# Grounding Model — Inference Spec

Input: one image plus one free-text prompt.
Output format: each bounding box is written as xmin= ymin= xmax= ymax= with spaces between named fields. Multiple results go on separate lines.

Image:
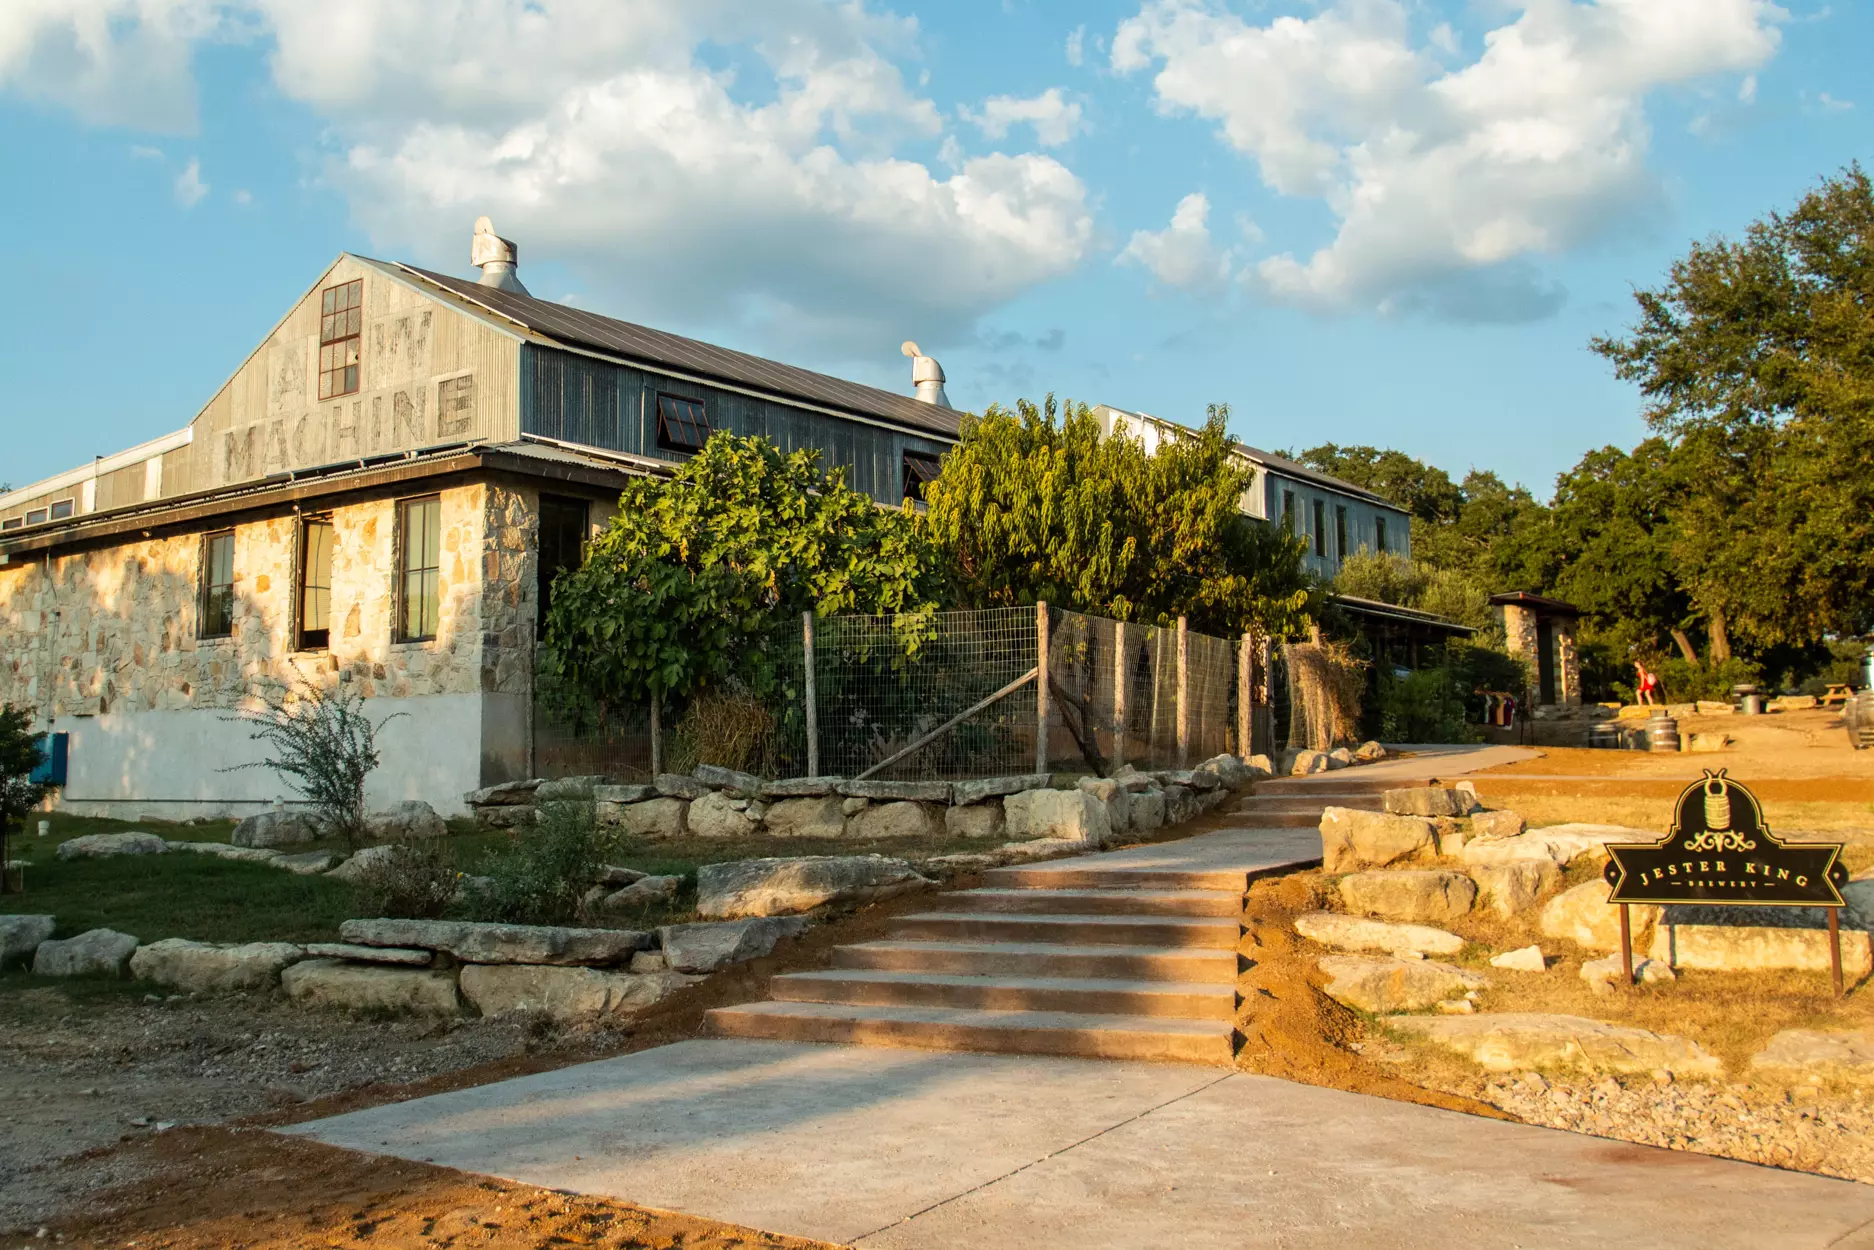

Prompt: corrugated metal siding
xmin=94 ymin=464 xmax=146 ymax=512
xmin=520 ymin=345 xmax=950 ymax=504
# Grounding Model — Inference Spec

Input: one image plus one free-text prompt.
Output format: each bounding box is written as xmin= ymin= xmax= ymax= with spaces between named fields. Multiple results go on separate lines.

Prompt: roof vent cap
xmin=471 ymin=216 xmax=530 ymax=295
xmin=901 ymin=341 xmax=951 ymax=408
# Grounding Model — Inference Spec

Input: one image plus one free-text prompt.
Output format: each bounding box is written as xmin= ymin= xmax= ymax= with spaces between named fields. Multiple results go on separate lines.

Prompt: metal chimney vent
xmin=901 ymin=341 xmax=952 ymax=408
xmin=471 ymin=216 xmax=529 ymax=294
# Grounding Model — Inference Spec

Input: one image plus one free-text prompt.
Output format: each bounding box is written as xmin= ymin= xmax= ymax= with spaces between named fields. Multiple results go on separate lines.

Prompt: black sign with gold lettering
xmin=1602 ymin=771 xmax=1849 ymax=907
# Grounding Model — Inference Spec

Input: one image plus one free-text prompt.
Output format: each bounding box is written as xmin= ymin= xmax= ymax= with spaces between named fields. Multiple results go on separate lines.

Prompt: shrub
xmin=353 ymin=840 xmax=459 ymax=919
xmin=0 ymin=704 xmax=49 ymax=895
xmin=1651 ymin=657 xmax=1764 ymax=704
xmin=670 ymin=686 xmax=777 ymax=776
xmin=1376 ymin=668 xmax=1479 ymax=745
xmin=225 ymin=676 xmax=401 ymax=850
xmin=465 ymin=801 xmax=612 ymax=926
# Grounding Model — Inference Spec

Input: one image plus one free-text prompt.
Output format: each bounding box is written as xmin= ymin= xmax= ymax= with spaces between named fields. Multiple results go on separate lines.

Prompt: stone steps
xmin=1237 ymin=794 xmax=1384 ymax=815
xmin=704 ymin=1000 xmax=1237 ymax=1065
xmin=982 ymin=865 xmax=1252 ymax=891
xmin=831 ymin=939 xmax=1237 ymax=983
xmin=943 ymin=887 xmax=1243 ymax=918
xmin=768 ymin=969 xmax=1236 ymax=1018
xmin=889 ymin=912 xmax=1241 ymax=950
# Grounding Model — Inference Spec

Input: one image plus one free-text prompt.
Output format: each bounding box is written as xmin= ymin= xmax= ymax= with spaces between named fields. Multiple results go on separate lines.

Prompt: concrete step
xmin=770 ymin=969 xmax=1237 ymax=1019
xmin=943 ymin=887 xmax=1243 ymax=918
xmin=1224 ymin=809 xmax=1322 ymax=828
xmin=890 ymin=912 xmax=1241 ymax=950
xmin=983 ymin=865 xmax=1250 ymax=892
xmin=1256 ymin=776 xmax=1397 ymax=795
xmin=705 ymin=1000 xmax=1236 ymax=1065
xmin=1238 ymin=795 xmax=1383 ymax=814
xmin=832 ymin=940 xmax=1238 ymax=983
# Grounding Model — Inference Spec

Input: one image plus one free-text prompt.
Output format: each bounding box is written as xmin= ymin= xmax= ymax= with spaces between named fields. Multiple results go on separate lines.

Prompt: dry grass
xmin=1493 ymin=792 xmax=1874 ymax=841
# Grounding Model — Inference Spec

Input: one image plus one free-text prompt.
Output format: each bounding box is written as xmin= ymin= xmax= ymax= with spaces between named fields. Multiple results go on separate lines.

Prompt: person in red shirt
xmin=1634 ymin=661 xmax=1661 ymax=706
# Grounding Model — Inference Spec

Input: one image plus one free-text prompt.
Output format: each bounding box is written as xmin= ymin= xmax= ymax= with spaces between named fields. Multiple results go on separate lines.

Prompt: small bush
xmin=224 ymin=676 xmax=401 ymax=850
xmin=352 ymin=840 xmax=459 ymax=919
xmin=1650 ymin=657 xmax=1764 ymax=704
xmin=465 ymin=801 xmax=612 ymax=926
xmin=1376 ymin=667 xmax=1479 ymax=744
xmin=670 ymin=686 xmax=776 ymax=776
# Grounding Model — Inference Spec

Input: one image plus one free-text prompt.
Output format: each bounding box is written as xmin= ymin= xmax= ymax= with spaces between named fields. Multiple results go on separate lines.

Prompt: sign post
xmin=1603 ymin=770 xmax=1851 ymax=996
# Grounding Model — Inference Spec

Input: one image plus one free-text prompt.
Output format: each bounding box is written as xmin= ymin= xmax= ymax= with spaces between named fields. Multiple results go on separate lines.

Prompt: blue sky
xmin=1 ymin=0 xmax=1867 ymax=498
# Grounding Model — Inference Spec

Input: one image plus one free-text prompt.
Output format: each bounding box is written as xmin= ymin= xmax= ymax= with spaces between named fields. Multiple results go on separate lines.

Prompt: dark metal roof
xmin=382 ymin=261 xmax=963 ymax=441
xmin=1488 ymin=591 xmax=1580 ymax=616
xmin=1333 ymin=594 xmax=1476 ymax=635
xmin=1236 ymin=445 xmax=1401 ymax=511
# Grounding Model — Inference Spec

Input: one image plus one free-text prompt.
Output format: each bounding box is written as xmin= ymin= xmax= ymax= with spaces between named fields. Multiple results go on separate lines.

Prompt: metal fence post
xmin=1112 ymin=620 xmax=1128 ymax=772
xmin=1176 ymin=615 xmax=1190 ymax=769
xmin=803 ymin=610 xmax=820 ymax=777
xmin=649 ymin=689 xmax=663 ymax=776
xmin=1238 ymin=630 xmax=1252 ymax=759
xmin=1035 ymin=601 xmax=1050 ymax=775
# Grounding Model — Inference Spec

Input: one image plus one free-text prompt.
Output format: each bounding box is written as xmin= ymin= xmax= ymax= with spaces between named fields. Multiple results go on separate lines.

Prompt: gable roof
xmin=373 ymin=260 xmax=963 ymax=441
xmin=1233 ymin=445 xmax=1401 ymax=511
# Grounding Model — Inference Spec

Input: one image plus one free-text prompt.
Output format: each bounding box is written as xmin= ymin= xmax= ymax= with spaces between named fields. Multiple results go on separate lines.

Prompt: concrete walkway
xmin=286 ymin=1040 xmax=1874 ymax=1249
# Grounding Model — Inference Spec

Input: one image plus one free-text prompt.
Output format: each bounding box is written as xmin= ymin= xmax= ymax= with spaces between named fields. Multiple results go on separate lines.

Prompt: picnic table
xmin=1823 ymin=683 xmax=1854 ymax=708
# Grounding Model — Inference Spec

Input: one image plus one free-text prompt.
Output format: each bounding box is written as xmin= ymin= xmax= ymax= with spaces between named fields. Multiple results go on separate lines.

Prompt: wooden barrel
xmin=1647 ymin=715 xmax=1681 ymax=753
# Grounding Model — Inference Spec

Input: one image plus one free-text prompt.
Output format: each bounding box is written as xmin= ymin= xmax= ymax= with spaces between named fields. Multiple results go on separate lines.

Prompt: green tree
xmin=925 ymin=396 xmax=1319 ymax=638
xmin=539 ymin=432 xmax=935 ymax=729
xmin=1287 ymin=444 xmax=1463 ymax=526
xmin=0 ymin=705 xmax=50 ymax=894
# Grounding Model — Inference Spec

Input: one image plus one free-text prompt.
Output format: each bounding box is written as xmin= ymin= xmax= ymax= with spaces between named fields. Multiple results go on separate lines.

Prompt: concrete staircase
xmin=1231 ymin=774 xmax=1394 ymax=828
xmin=705 ymin=860 xmax=1249 ymax=1066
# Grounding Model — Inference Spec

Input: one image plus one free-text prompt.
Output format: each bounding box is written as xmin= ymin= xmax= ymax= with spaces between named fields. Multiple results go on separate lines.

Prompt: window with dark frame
xmin=901 ymin=450 xmax=942 ymax=503
xmin=49 ymin=500 xmax=73 ymax=520
xmin=1311 ymin=499 xmax=1326 ymax=557
xmin=318 ymin=279 xmax=363 ymax=401
xmin=1282 ymin=490 xmax=1296 ymax=531
xmin=201 ymin=530 xmax=236 ymax=638
xmin=1335 ymin=506 xmax=1348 ymax=565
xmin=24 ymin=508 xmax=47 ymax=526
xmin=298 ymin=518 xmax=334 ymax=651
xmin=655 ymin=394 xmax=711 ymax=453
xmin=1 ymin=518 xmax=21 ymax=532
xmin=1376 ymin=515 xmax=1389 ymax=553
xmin=397 ymin=496 xmax=442 ymax=643
xmin=536 ymin=495 xmax=589 ymax=639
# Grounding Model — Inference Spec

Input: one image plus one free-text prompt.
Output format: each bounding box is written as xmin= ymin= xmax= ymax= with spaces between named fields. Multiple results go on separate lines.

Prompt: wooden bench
xmin=1823 ymin=684 xmax=1854 ymax=708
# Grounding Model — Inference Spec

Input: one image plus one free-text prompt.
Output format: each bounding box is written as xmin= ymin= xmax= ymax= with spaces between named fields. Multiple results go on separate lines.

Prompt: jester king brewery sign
xmin=1601 ymin=770 xmax=1849 ymax=907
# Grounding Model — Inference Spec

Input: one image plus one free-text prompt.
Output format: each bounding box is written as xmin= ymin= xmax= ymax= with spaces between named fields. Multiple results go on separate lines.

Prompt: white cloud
xmin=962 ymin=87 xmax=1085 ymax=147
xmin=0 ymin=0 xmax=226 ymax=132
xmin=1739 ymin=73 xmax=1758 ymax=103
xmin=129 ymin=144 xmax=164 ymax=159
xmin=234 ymin=187 xmax=252 ymax=204
xmin=1118 ymin=192 xmax=1231 ymax=293
xmin=173 ymin=156 xmax=207 ymax=206
xmin=1113 ymin=0 xmax=1784 ymax=321
xmin=0 ymin=1 xmax=1093 ymax=356
xmin=1066 ymin=24 xmax=1086 ymax=67
xmin=1817 ymin=91 xmax=1853 ymax=112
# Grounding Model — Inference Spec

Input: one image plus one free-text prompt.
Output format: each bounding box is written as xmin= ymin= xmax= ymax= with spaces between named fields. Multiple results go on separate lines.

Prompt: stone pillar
xmin=1554 ymin=616 xmax=1582 ymax=708
xmin=1502 ymin=603 xmax=1539 ymax=700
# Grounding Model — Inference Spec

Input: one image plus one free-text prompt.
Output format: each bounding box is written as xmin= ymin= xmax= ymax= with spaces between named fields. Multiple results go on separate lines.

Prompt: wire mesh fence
xmin=530 ymin=604 xmax=1256 ymax=782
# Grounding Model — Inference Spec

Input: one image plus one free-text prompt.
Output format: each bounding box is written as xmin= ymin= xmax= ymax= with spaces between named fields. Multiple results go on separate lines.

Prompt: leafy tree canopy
xmin=539 ymin=433 xmax=935 ymax=726
xmin=925 ymin=397 xmax=1320 ymax=638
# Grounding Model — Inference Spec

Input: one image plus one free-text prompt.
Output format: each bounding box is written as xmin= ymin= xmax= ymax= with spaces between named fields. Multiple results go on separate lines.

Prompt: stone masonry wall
xmin=0 ymin=481 xmax=542 ymax=723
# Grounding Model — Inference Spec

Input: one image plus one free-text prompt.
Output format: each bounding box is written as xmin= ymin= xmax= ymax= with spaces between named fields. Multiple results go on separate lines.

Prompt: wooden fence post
xmin=1176 ymin=615 xmax=1190 ymax=769
xmin=1112 ymin=620 xmax=1128 ymax=772
xmin=803 ymin=610 xmax=820 ymax=778
xmin=1035 ymin=601 xmax=1050 ymax=775
xmin=650 ymin=689 xmax=663 ymax=777
xmin=1238 ymin=630 xmax=1252 ymax=760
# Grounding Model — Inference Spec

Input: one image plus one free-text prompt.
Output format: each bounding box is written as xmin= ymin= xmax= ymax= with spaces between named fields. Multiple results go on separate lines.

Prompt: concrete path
xmin=286 ymin=1040 xmax=1874 ymax=1249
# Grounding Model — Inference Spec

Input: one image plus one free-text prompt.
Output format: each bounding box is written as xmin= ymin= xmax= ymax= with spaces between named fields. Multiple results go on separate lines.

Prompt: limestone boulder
xmin=615 ymin=797 xmax=689 ymax=839
xmin=1129 ymin=791 xmax=1166 ymax=833
xmin=697 ymin=855 xmax=932 ymax=920
xmin=1389 ymin=1012 xmax=1723 ymax=1077
xmin=367 ymin=800 xmax=446 ymax=842
xmin=324 ymin=844 xmax=398 ymax=884
xmin=1198 ymin=755 xmax=1255 ymax=790
xmin=596 ymin=864 xmax=648 ymax=887
xmin=1383 ymin=788 xmax=1470 ymax=819
xmin=1538 ymin=881 xmax=1660 ymax=954
xmin=839 ymin=779 xmax=953 ymax=803
xmin=764 ymin=796 xmax=847 ymax=839
xmin=230 ymin=811 xmax=320 ymax=849
xmin=0 ymin=915 xmax=56 ymax=967
xmin=303 ymin=942 xmax=432 ymax=966
xmin=654 ymin=774 xmax=711 ymax=800
xmin=592 ymin=784 xmax=655 ymax=805
xmin=129 ymin=938 xmax=306 ymax=993
xmin=1076 ymin=777 xmax=1130 ymax=835
xmin=1326 ymin=748 xmax=1354 ymax=769
xmin=1319 ymin=807 xmax=1438 ymax=873
xmin=687 ymin=791 xmax=760 ymax=840
xmin=762 ymin=776 xmax=844 ymax=798
xmin=466 ymin=779 xmax=541 ymax=806
xmin=1463 ymin=825 xmax=1641 ymax=870
xmin=1468 ymin=810 xmax=1527 ymax=840
xmin=168 ymin=841 xmax=281 ymax=864
xmin=478 ymin=805 xmax=537 ymax=830
xmin=944 ymin=804 xmax=1005 ymax=841
xmin=951 ymin=774 xmax=1049 ymax=806
xmin=338 ymin=918 xmax=653 ymax=966
xmin=57 ymin=832 xmax=169 ymax=860
xmin=1290 ymin=749 xmax=1329 ymax=776
xmin=848 ymin=801 xmax=940 ymax=841
xmin=281 ymin=959 xmax=461 ymax=1016
xmin=1244 ymin=754 xmax=1276 ymax=778
xmin=692 ymin=764 xmax=764 ymax=796
xmin=1338 ymin=870 xmax=1477 ymax=924
xmin=1649 ymin=921 xmax=1873 ymax=978
xmin=34 ymin=928 xmax=139 ymax=977
xmin=1316 ymin=955 xmax=1487 ymax=1013
xmin=598 ymin=875 xmax=683 ymax=911
xmin=1490 ymin=945 xmax=1548 ymax=972
xmin=1843 ymin=875 xmax=1874 ymax=930
xmin=1469 ymin=859 xmax=1561 ymax=919
xmin=1110 ymin=764 xmax=1157 ymax=792
xmin=1004 ymin=789 xmax=1111 ymax=846
xmin=458 ymin=964 xmax=702 ymax=1020
xmin=1353 ymin=741 xmax=1386 ymax=764
xmin=1293 ymin=911 xmax=1463 ymax=957
xmin=1749 ymin=1029 xmax=1874 ymax=1086
xmin=1580 ymin=953 xmax=1675 ymax=994
xmin=658 ymin=917 xmax=810 ymax=973
xmin=277 ymin=851 xmax=341 ymax=875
